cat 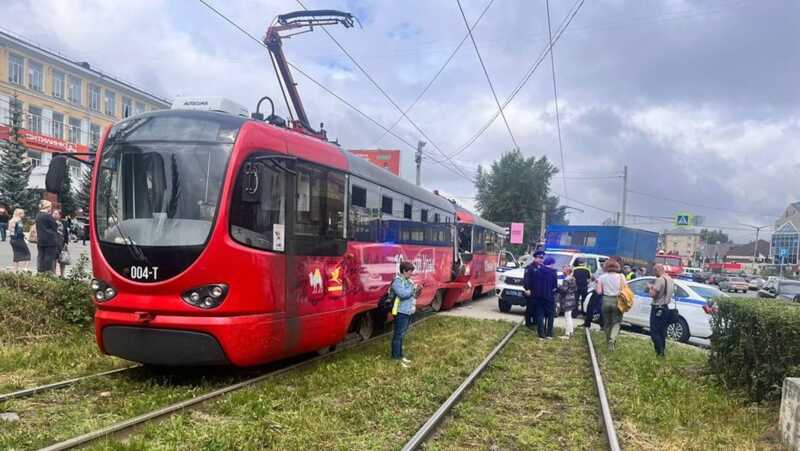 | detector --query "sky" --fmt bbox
[5,0,799,242]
